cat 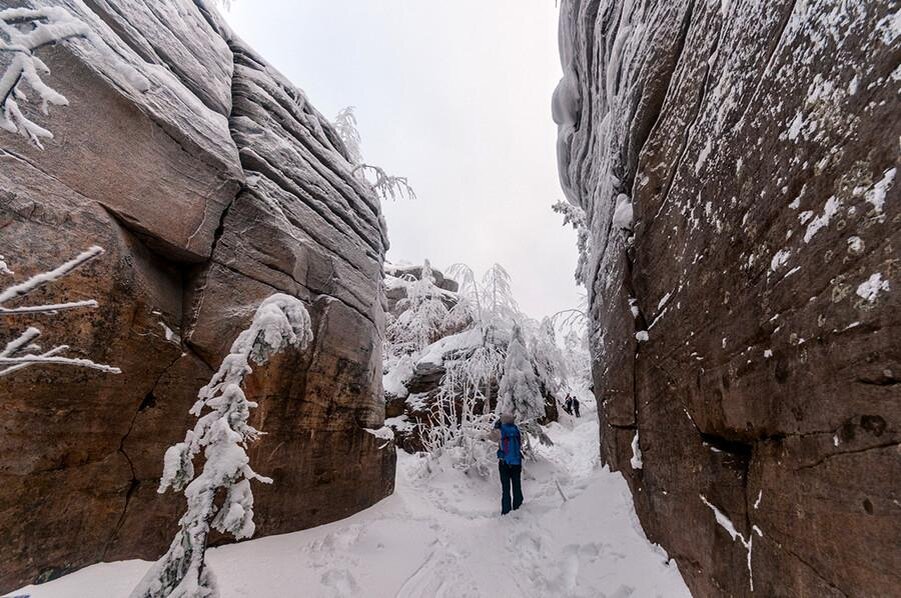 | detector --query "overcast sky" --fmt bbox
[225,1,581,320]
